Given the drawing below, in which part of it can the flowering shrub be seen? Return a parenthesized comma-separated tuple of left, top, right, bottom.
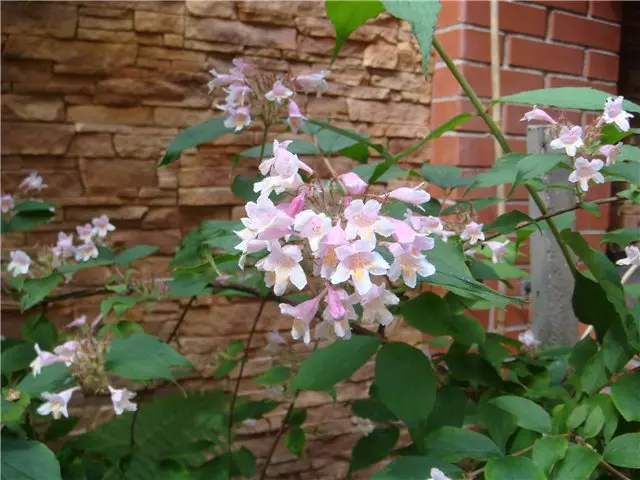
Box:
(2, 2, 640, 479)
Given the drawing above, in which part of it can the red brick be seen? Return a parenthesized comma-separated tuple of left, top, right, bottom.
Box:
(465, 1, 547, 37)
(583, 233, 606, 251)
(431, 98, 489, 133)
(549, 11, 620, 52)
(586, 51, 619, 82)
(436, 0, 464, 28)
(436, 27, 504, 64)
(577, 203, 611, 230)
(588, 0, 622, 22)
(503, 105, 582, 135)
(533, 1, 588, 14)
(431, 134, 495, 168)
(433, 64, 544, 98)
(507, 37, 584, 75)
(546, 74, 617, 94)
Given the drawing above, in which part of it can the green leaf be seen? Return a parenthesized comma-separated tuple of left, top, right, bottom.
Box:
(371, 456, 461, 480)
(501, 87, 640, 112)
(21, 315, 57, 350)
(317, 128, 362, 153)
(375, 343, 436, 431)
(1, 437, 62, 480)
(100, 295, 137, 317)
(601, 228, 640, 247)
(603, 433, 640, 469)
(326, 0, 385, 60)
(423, 426, 502, 462)
(214, 358, 238, 379)
(287, 408, 307, 427)
(1, 342, 36, 376)
(426, 386, 466, 432)
(486, 210, 533, 235)
(351, 398, 397, 423)
(45, 416, 80, 442)
(354, 161, 409, 184)
(602, 328, 632, 374)
(419, 164, 467, 189)
(254, 365, 290, 386)
(401, 292, 453, 336)
(611, 372, 640, 422)
(604, 162, 640, 185)
(580, 351, 607, 394)
(20, 274, 63, 311)
(233, 398, 280, 424)
(581, 406, 604, 439)
(601, 125, 640, 144)
(485, 456, 545, 480)
(237, 140, 320, 158)
(566, 404, 589, 430)
(511, 154, 567, 194)
(350, 426, 399, 473)
(285, 426, 306, 458)
(532, 436, 568, 473)
(18, 363, 72, 397)
(465, 153, 526, 192)
(106, 334, 191, 381)
(159, 117, 234, 166)
(232, 447, 256, 478)
(382, 0, 441, 75)
(291, 335, 380, 391)
(552, 445, 601, 480)
(113, 245, 159, 265)
(231, 175, 260, 202)
(618, 144, 640, 163)
(57, 258, 113, 274)
(490, 396, 551, 434)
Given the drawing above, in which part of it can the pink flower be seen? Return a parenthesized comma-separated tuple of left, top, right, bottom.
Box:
(287, 100, 307, 133)
(280, 292, 325, 344)
(295, 70, 329, 97)
(256, 242, 307, 295)
(266, 329, 287, 346)
(460, 221, 485, 245)
(485, 240, 510, 264)
(67, 315, 86, 328)
(293, 210, 332, 252)
(241, 196, 294, 240)
(601, 96, 633, 132)
(520, 105, 557, 124)
(53, 341, 80, 366)
(230, 58, 256, 77)
(265, 80, 294, 104)
(29, 344, 62, 376)
(387, 183, 431, 206)
(76, 223, 94, 243)
(208, 68, 243, 91)
(344, 199, 394, 241)
(319, 287, 357, 339)
(221, 105, 251, 132)
(283, 191, 306, 218)
(1, 194, 14, 214)
(7, 250, 31, 276)
(549, 126, 583, 157)
(91, 215, 115, 238)
(384, 242, 435, 288)
(331, 240, 390, 294)
(388, 218, 418, 244)
(616, 246, 640, 267)
(74, 241, 99, 262)
(37, 387, 80, 420)
(339, 172, 367, 195)
(358, 283, 399, 326)
(224, 83, 252, 106)
(52, 232, 74, 259)
(260, 140, 313, 178)
(600, 142, 622, 166)
(568, 157, 604, 192)
(325, 285, 346, 320)
(20, 172, 47, 191)
(315, 223, 348, 279)
(408, 214, 442, 235)
(108, 386, 137, 415)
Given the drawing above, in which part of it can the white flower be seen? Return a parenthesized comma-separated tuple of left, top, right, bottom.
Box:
(240, 196, 294, 239)
(485, 240, 510, 264)
(265, 80, 294, 104)
(295, 70, 329, 96)
(207, 68, 243, 91)
(518, 329, 541, 349)
(601, 96, 634, 132)
(358, 283, 399, 326)
(287, 100, 307, 133)
(259, 140, 313, 179)
(53, 341, 80, 367)
(293, 210, 332, 252)
(29, 344, 62, 376)
(229, 57, 256, 77)
(37, 387, 80, 420)
(224, 83, 252, 106)
(320, 287, 357, 339)
(74, 241, 99, 262)
(253, 173, 304, 200)
(76, 223, 94, 243)
(387, 183, 431, 206)
(344, 199, 394, 241)
(616, 246, 640, 267)
(256, 242, 307, 295)
(91, 215, 115, 238)
(108, 386, 137, 415)
(20, 172, 47, 191)
(600, 142, 622, 166)
(7, 250, 31, 276)
(460, 221, 485, 245)
(428, 468, 452, 480)
(1, 194, 15, 214)
(568, 157, 605, 192)
(339, 172, 368, 195)
(315, 223, 348, 279)
(520, 105, 557, 124)
(234, 228, 270, 270)
(331, 240, 390, 295)
(549, 126, 584, 157)
(385, 242, 435, 288)
(52, 232, 74, 259)
(280, 292, 324, 345)
(67, 315, 86, 328)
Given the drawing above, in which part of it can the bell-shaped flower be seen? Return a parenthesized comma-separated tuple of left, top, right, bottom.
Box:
(266, 329, 287, 346)
(7, 250, 31, 276)
(20, 172, 47, 191)
(384, 242, 435, 288)
(108, 386, 137, 415)
(37, 386, 80, 419)
(293, 210, 332, 252)
(518, 329, 541, 349)
(485, 240, 510, 264)
(358, 283, 399, 326)
(67, 315, 86, 328)
(234, 228, 271, 270)
(520, 105, 557, 124)
(460, 221, 485, 245)
(76, 223, 94, 243)
(601, 96, 634, 132)
(283, 191, 306, 218)
(388, 218, 419, 244)
(315, 223, 348, 279)
(280, 291, 325, 344)
(229, 57, 256, 77)
(265, 80, 294, 104)
(91, 214, 115, 238)
(287, 100, 307, 133)
(52, 232, 74, 259)
(600, 142, 622, 166)
(324, 287, 357, 338)
(221, 105, 251, 132)
(344, 199, 394, 241)
(242, 196, 294, 239)
(30, 343, 62, 376)
(74, 241, 99, 262)
(257, 242, 307, 295)
(224, 83, 252, 106)
(208, 68, 243, 91)
(254, 173, 304, 200)
(53, 341, 80, 367)
(260, 140, 313, 178)
(1, 194, 14, 213)
(616, 245, 640, 267)
(339, 172, 368, 195)
(428, 468, 452, 480)
(568, 157, 604, 192)
(295, 70, 329, 96)
(331, 240, 390, 294)
(549, 126, 584, 157)
(387, 183, 431, 206)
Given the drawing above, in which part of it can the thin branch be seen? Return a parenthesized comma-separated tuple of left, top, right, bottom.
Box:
(166, 296, 196, 348)
(575, 436, 631, 480)
(259, 393, 300, 480)
(120, 409, 139, 480)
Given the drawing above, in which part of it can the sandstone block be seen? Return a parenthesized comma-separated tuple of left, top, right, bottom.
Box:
(141, 207, 180, 229)
(138, 46, 206, 63)
(81, 159, 157, 189)
(13, 75, 96, 96)
(133, 1, 185, 15)
(179, 206, 230, 230)
(2, 94, 64, 121)
(158, 168, 178, 189)
(97, 78, 186, 100)
(2, 59, 53, 83)
(306, 96, 348, 119)
(78, 6, 131, 18)
(371, 71, 427, 92)
(67, 106, 154, 126)
(185, 0, 235, 18)
(65, 206, 149, 222)
(134, 10, 184, 34)
(237, 1, 306, 25)
(1, 123, 74, 155)
(295, 17, 335, 38)
(347, 98, 430, 125)
(153, 107, 210, 127)
(77, 28, 136, 44)
(179, 187, 243, 206)
(78, 14, 133, 31)
(68, 133, 115, 157)
(363, 43, 399, 69)
(183, 39, 243, 53)
(113, 134, 173, 159)
(185, 17, 296, 50)
(3, 170, 83, 197)
(109, 229, 180, 255)
(163, 34, 183, 48)
(1, 3, 77, 39)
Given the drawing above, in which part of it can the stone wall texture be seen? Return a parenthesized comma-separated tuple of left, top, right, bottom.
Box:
(1, 1, 431, 478)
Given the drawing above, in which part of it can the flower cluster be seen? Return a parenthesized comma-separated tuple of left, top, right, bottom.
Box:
(30, 315, 137, 420)
(208, 57, 328, 133)
(521, 96, 634, 192)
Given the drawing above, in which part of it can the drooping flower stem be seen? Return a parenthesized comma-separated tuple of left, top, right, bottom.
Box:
(432, 38, 578, 276)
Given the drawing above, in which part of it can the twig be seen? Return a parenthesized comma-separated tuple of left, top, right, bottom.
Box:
(466, 443, 536, 479)
(120, 409, 139, 480)
(166, 296, 196, 348)
(575, 436, 631, 480)
(259, 393, 300, 480)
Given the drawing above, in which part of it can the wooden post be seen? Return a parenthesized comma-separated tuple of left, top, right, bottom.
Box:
(527, 125, 579, 345)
